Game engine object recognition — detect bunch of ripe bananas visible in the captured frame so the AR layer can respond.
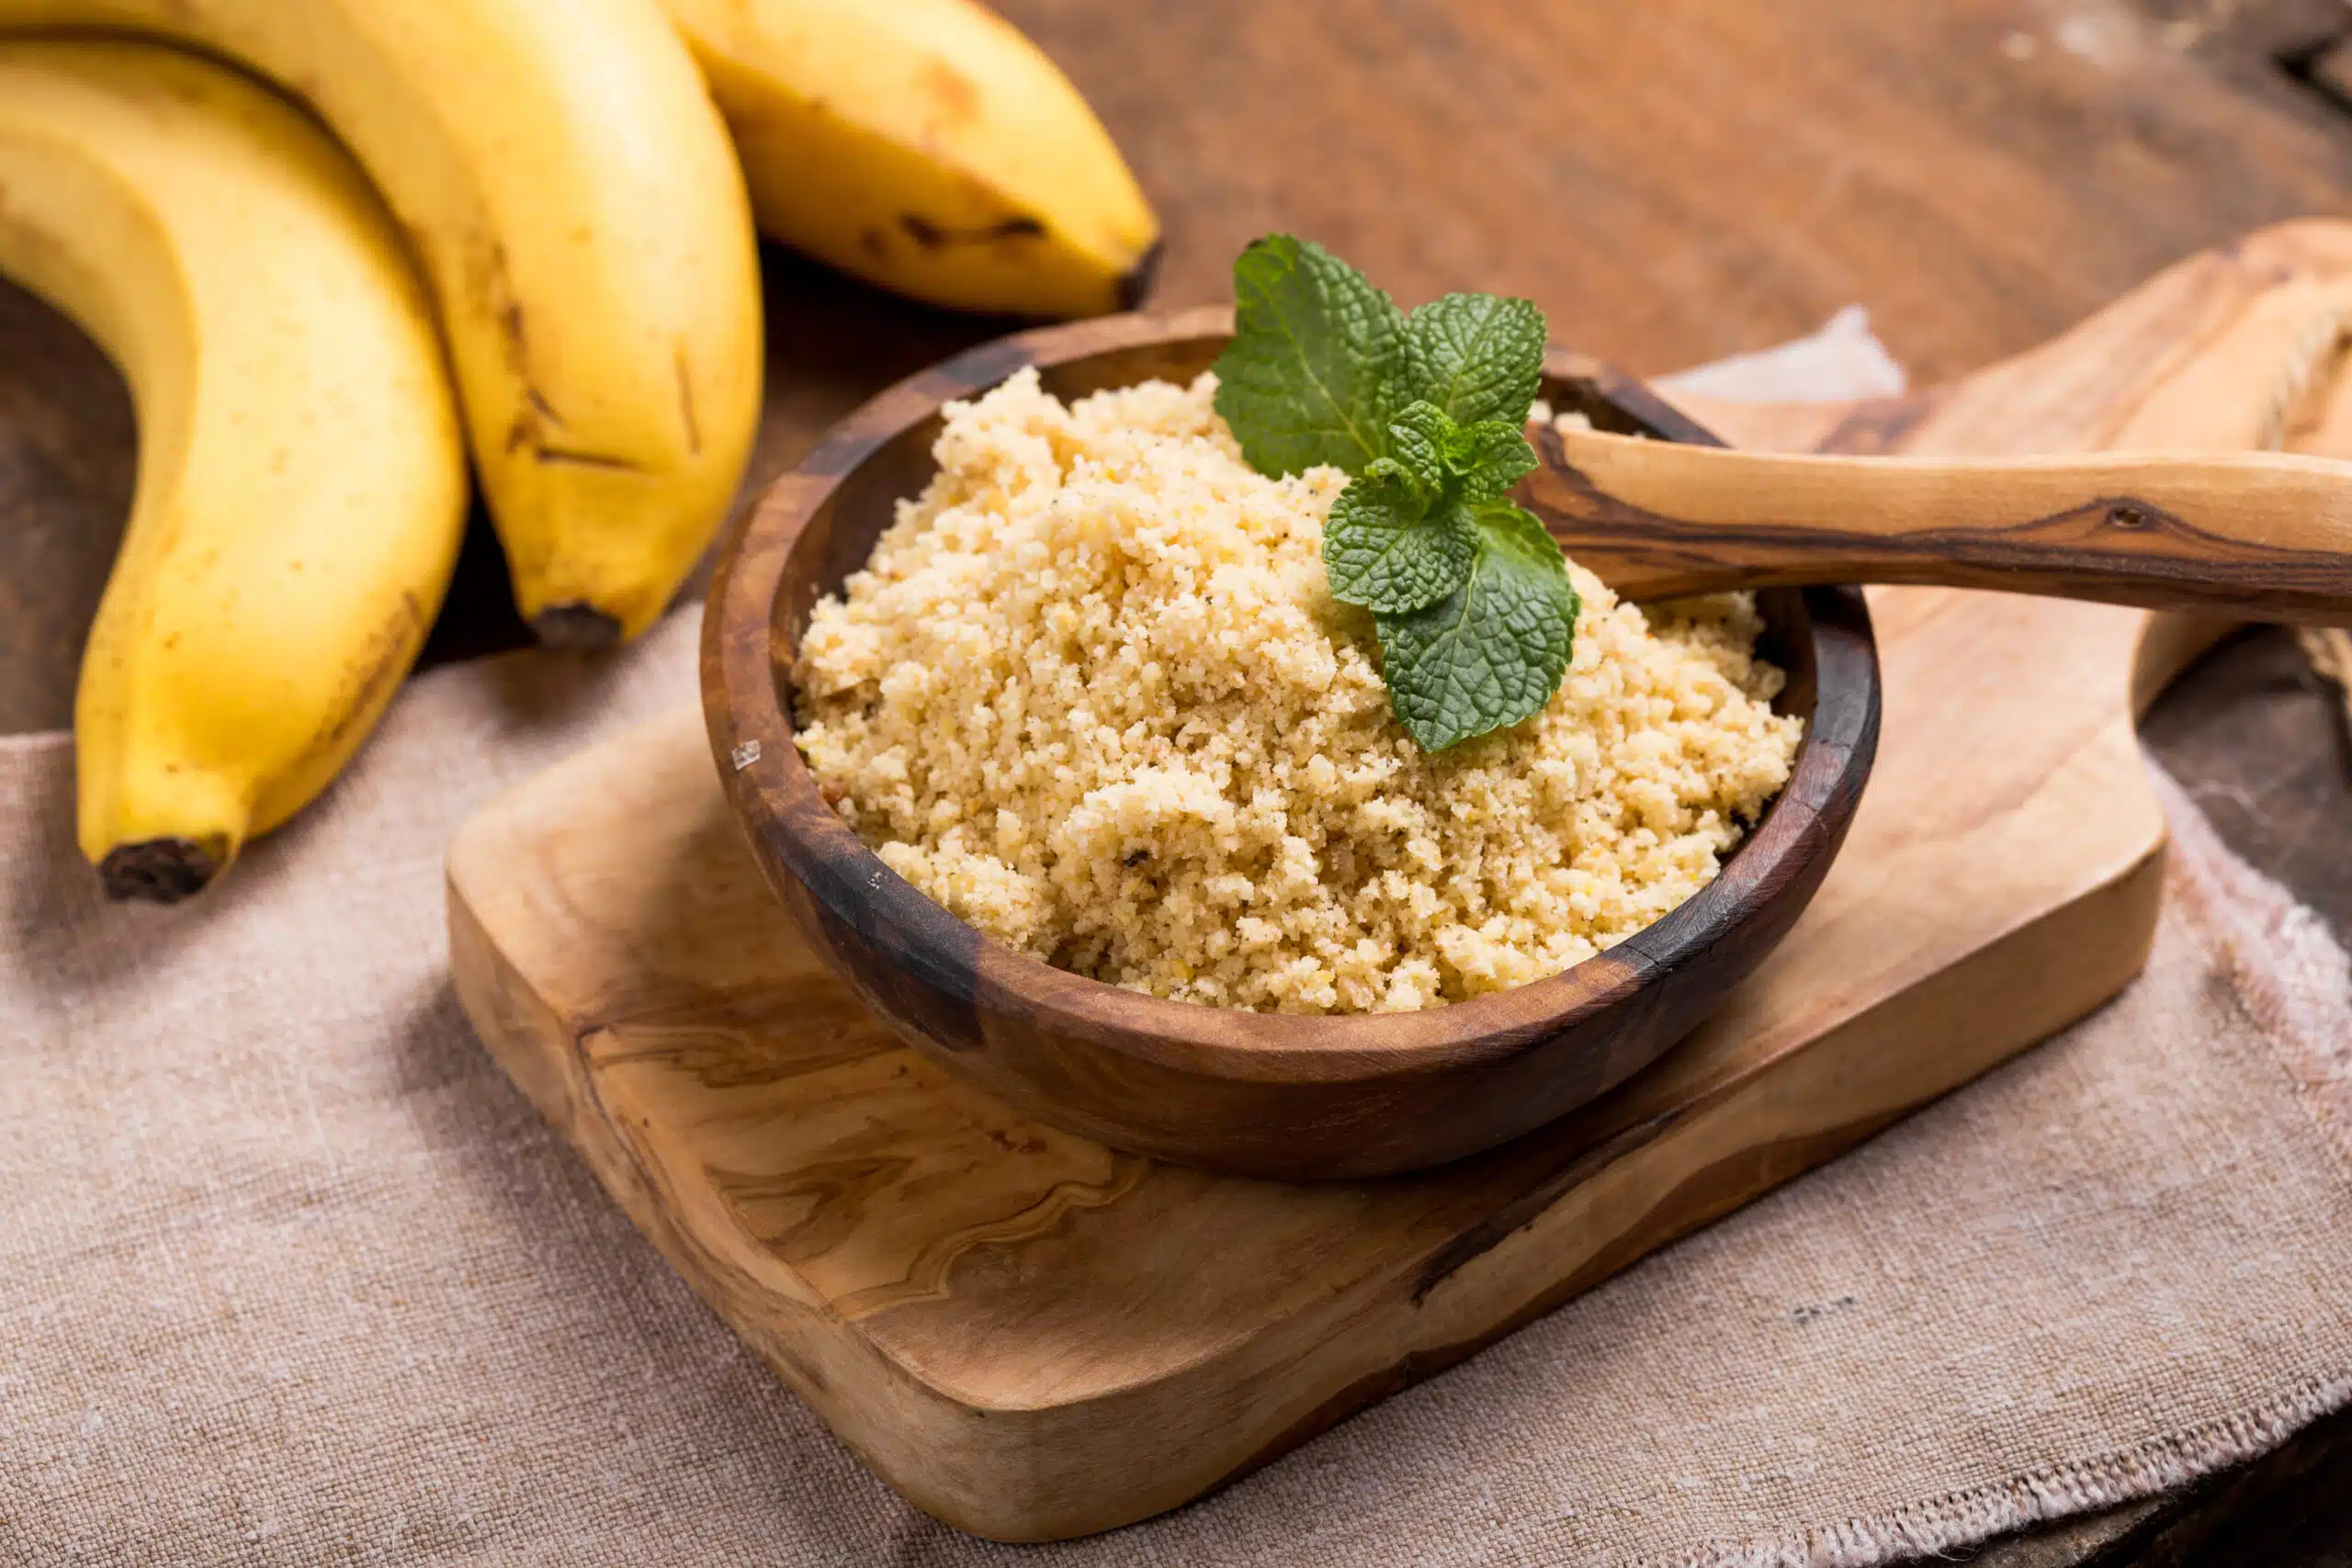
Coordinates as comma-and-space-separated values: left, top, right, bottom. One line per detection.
0, 0, 1159, 901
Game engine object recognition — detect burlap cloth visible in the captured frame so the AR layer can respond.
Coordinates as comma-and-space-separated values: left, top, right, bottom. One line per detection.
8, 324, 2352, 1567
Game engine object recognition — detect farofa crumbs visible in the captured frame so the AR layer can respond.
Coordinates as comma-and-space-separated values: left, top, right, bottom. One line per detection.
791, 367, 1804, 1014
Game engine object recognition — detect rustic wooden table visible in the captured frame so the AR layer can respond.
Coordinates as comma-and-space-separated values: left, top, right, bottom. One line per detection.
4, 0, 2348, 1559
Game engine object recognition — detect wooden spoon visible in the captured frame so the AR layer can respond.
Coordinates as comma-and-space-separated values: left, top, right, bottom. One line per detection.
1525, 423, 2352, 621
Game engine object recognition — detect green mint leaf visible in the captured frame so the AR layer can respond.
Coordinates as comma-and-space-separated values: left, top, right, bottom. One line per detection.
1323, 462, 1477, 614
1213, 234, 1406, 477
1401, 292, 1546, 429
1374, 500, 1578, 750
1445, 420, 1539, 503
1385, 400, 1452, 490
1390, 402, 1533, 502
1208, 235, 1571, 752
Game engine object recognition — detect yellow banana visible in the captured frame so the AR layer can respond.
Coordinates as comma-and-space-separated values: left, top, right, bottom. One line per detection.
662, 0, 1160, 318
0, 0, 765, 646
0, 39, 467, 900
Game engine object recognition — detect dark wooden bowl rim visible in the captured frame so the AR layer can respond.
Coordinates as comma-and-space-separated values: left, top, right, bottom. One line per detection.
705, 306, 1879, 1085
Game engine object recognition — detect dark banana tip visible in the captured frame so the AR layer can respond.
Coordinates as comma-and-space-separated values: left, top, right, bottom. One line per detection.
1115, 237, 1165, 312
99, 837, 222, 904
531, 602, 623, 652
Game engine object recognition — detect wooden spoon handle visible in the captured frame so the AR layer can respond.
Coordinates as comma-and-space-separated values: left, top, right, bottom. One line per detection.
1524, 425, 2352, 621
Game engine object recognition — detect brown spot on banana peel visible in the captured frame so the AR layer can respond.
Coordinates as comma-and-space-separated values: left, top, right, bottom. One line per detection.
673, 344, 700, 457
496, 299, 526, 373
505, 385, 575, 458
503, 393, 640, 469
531, 446, 645, 472
899, 212, 1047, 250
314, 589, 428, 752
888, 213, 1159, 313
459, 232, 537, 397
917, 59, 981, 123
464, 234, 575, 471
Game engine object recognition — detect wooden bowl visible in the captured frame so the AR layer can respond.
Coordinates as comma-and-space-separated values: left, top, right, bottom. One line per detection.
702, 306, 1881, 1180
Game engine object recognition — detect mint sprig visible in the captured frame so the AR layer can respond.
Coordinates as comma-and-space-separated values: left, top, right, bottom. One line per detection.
1400, 291, 1546, 429
1214, 233, 1405, 477
1213, 235, 1577, 750
1321, 457, 1477, 615
1321, 400, 1538, 615
1380, 502, 1579, 750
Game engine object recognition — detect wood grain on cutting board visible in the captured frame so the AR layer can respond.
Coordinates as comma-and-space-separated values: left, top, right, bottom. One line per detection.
448, 224, 2352, 1540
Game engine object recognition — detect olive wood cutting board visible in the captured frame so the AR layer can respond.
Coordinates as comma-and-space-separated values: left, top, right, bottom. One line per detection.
447, 221, 2352, 1543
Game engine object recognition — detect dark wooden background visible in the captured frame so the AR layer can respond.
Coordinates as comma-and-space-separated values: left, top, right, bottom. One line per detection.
4, 0, 2350, 1559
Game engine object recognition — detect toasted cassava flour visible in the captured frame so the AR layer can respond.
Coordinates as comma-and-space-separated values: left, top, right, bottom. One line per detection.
791, 369, 1804, 1014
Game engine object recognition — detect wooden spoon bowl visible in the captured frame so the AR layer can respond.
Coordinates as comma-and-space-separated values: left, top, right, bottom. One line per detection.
701, 307, 1881, 1179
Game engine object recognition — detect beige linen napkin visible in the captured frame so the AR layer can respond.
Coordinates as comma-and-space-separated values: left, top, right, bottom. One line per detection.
7, 325, 2352, 1566
7, 605, 2352, 1568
